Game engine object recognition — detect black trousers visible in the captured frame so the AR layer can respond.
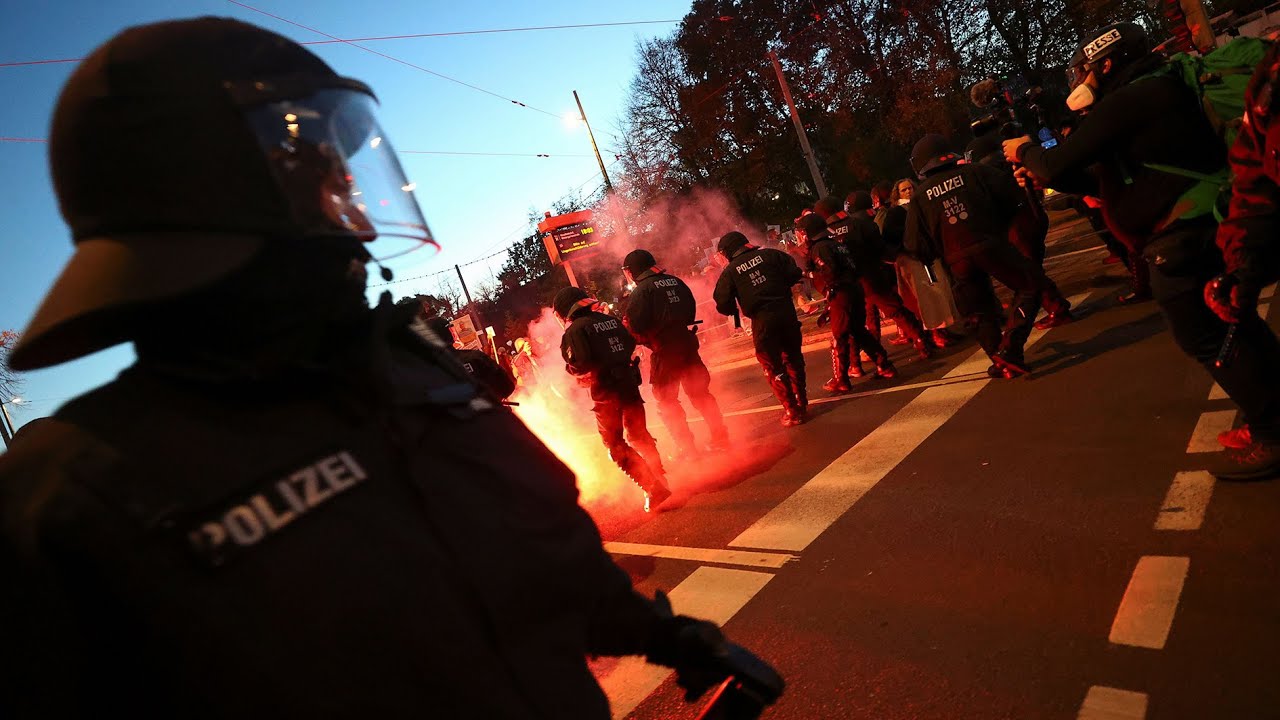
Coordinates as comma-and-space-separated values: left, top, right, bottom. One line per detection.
947, 242, 1043, 360
1148, 222, 1280, 444
752, 308, 807, 408
592, 390, 666, 491
1009, 208, 1072, 316
830, 285, 888, 376
651, 350, 728, 451
861, 273, 928, 344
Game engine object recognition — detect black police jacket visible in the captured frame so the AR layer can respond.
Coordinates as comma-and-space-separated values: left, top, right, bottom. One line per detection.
623, 269, 700, 359
0, 308, 658, 719
905, 160, 1023, 266
560, 308, 642, 401
456, 347, 517, 401
805, 234, 859, 295
713, 246, 803, 319
1017, 56, 1226, 246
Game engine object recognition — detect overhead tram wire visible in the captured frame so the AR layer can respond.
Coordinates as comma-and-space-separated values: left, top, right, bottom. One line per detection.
0, 19, 680, 68
224, 0, 559, 117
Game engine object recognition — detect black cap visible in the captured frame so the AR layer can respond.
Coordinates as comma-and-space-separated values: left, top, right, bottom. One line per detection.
910, 134, 959, 176
717, 231, 751, 256
846, 191, 873, 213
796, 213, 828, 237
813, 195, 843, 218
553, 286, 592, 320
622, 249, 658, 277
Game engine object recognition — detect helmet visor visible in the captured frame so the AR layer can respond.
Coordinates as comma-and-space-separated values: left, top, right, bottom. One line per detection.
1065, 61, 1092, 92
242, 88, 435, 259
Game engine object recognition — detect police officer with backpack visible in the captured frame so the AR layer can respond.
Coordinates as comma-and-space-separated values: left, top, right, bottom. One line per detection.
713, 231, 809, 426
906, 134, 1044, 377
1004, 23, 1280, 480
0, 19, 779, 717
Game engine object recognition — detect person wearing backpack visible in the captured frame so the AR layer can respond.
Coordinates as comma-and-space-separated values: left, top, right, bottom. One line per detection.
1204, 44, 1280, 478
1004, 23, 1280, 480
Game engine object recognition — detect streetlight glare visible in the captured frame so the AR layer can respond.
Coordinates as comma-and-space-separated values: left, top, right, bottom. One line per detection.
562, 111, 583, 130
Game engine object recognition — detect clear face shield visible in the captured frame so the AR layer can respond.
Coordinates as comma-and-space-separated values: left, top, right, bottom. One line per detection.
233, 77, 436, 262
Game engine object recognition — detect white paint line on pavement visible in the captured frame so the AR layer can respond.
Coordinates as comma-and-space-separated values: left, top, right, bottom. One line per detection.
1186, 409, 1237, 453
1260, 303, 1272, 320
1109, 556, 1190, 650
1261, 283, 1276, 300
1207, 383, 1227, 400
719, 372, 990, 419
598, 567, 775, 719
726, 294, 1091, 553
1154, 471, 1215, 531
1077, 686, 1149, 720
604, 542, 797, 569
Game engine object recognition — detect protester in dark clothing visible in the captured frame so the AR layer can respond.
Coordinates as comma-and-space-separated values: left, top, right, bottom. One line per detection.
713, 231, 809, 426
0, 19, 771, 717
1007, 22, 1280, 479
622, 249, 730, 456
422, 316, 516, 401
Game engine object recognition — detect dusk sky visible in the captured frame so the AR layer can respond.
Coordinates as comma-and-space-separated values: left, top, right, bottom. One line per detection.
0, 0, 689, 430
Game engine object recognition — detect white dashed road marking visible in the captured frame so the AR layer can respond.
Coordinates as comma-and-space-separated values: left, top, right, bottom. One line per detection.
604, 542, 796, 569
1154, 471, 1215, 531
1186, 410, 1237, 454
1109, 556, 1190, 650
1077, 686, 1149, 720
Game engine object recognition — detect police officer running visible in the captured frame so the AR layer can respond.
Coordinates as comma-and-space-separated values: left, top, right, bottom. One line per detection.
713, 231, 809, 426
0, 18, 772, 717
622, 249, 731, 456
796, 213, 897, 393
906, 134, 1044, 377
1004, 23, 1280, 479
556, 286, 673, 511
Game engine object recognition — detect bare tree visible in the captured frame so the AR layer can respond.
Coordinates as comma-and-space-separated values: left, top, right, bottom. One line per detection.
0, 330, 22, 402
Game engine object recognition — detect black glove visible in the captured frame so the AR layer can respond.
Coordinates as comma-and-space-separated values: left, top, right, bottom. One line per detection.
1204, 273, 1259, 324
645, 591, 731, 702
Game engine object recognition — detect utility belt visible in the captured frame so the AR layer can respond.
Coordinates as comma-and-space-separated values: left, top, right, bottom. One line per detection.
599, 357, 643, 389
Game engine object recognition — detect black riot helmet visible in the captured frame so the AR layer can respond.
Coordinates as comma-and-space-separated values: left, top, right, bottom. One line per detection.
10, 17, 434, 371
846, 191, 874, 214
813, 195, 844, 219
622, 249, 659, 283
553, 286, 594, 322
794, 213, 828, 243
910, 134, 960, 177
1066, 23, 1150, 91
717, 231, 753, 258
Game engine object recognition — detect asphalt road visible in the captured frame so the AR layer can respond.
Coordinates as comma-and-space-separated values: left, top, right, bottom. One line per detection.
588, 228, 1280, 720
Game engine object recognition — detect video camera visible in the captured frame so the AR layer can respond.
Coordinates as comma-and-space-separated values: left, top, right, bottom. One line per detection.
695, 642, 786, 720
969, 77, 1056, 145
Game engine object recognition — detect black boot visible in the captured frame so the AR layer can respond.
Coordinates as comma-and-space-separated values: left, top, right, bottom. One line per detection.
1211, 440, 1280, 481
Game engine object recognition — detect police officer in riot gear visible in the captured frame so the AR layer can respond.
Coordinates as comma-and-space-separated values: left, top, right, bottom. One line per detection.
796, 213, 897, 393
621, 249, 730, 456
906, 134, 1044, 377
820, 194, 936, 357
421, 316, 516, 401
0, 18, 772, 717
1005, 22, 1280, 478
713, 231, 809, 426
556, 286, 673, 510
965, 133, 1075, 329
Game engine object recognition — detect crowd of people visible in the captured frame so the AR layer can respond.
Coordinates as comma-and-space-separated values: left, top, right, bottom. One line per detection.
0, 15, 1277, 719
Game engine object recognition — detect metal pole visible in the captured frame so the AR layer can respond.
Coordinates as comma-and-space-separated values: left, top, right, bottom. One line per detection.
768, 51, 829, 198
454, 264, 474, 306
0, 402, 13, 449
574, 90, 614, 194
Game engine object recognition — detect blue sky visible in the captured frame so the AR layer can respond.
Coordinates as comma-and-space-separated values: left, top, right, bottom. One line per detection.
0, 0, 690, 430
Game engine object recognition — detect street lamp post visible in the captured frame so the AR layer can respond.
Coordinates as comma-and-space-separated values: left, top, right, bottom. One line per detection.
0, 396, 20, 449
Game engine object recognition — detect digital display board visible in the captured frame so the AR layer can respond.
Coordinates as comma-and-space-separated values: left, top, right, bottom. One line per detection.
538, 209, 601, 265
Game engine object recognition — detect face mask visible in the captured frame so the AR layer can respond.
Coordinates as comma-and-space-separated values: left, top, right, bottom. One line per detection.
1067, 82, 1096, 111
